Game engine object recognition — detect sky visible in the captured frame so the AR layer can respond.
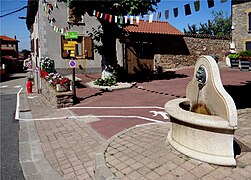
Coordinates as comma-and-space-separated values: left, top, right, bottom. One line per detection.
0, 0, 231, 52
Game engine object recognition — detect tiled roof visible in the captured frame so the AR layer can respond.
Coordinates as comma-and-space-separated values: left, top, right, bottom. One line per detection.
2, 56, 17, 61
125, 20, 182, 35
0, 35, 18, 42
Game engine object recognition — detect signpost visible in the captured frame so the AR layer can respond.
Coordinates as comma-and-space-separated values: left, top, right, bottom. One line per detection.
65, 32, 78, 104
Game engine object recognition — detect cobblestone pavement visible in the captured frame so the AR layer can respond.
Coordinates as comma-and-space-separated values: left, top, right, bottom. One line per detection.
104, 109, 251, 180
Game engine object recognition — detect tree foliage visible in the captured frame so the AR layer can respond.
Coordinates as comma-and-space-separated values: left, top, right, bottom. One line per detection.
184, 10, 231, 36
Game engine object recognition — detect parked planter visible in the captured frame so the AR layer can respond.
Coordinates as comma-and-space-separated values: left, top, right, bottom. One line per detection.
240, 58, 250, 72
56, 84, 70, 92
230, 58, 239, 68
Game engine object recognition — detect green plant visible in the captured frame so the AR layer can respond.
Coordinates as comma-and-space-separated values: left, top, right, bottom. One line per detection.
94, 76, 117, 87
228, 53, 239, 59
239, 50, 251, 57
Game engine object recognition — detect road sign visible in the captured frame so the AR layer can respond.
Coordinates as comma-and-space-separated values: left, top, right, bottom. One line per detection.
65, 32, 78, 39
69, 60, 76, 68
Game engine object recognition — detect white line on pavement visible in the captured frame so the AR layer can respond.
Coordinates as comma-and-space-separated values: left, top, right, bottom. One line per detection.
0, 85, 8, 88
15, 87, 23, 120
64, 106, 165, 110
14, 85, 22, 88
18, 114, 167, 123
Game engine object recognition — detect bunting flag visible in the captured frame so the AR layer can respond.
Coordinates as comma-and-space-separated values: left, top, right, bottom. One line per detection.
194, 0, 200, 12
184, 4, 191, 15
157, 12, 161, 20
165, 10, 169, 19
42, 0, 74, 34
143, 15, 147, 22
124, 16, 128, 24
114, 16, 118, 23
109, 15, 112, 22
104, 14, 108, 20
93, 10, 96, 16
100, 13, 103, 19
130, 15, 134, 24
173, 7, 178, 17
207, 0, 214, 8
136, 16, 140, 23
149, 13, 153, 23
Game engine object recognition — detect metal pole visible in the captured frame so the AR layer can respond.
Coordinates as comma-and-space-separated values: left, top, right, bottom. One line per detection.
72, 65, 76, 104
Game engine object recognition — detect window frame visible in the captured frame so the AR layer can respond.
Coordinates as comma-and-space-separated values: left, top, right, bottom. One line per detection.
61, 35, 93, 60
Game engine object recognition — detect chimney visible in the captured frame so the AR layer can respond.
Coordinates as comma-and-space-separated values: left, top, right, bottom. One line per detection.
14, 36, 17, 39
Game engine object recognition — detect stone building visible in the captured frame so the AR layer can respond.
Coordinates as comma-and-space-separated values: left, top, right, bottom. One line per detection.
232, 0, 251, 52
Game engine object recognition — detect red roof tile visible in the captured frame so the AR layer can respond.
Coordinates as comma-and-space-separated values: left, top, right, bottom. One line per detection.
2, 56, 17, 61
0, 35, 18, 42
125, 20, 183, 35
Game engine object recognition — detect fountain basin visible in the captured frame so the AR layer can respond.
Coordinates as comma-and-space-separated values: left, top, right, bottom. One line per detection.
165, 56, 237, 166
166, 98, 236, 166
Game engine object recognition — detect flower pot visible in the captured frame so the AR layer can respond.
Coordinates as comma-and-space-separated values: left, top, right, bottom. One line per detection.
230, 58, 239, 68
56, 84, 69, 92
240, 59, 250, 72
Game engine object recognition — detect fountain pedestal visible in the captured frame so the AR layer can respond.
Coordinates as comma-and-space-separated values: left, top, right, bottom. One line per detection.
165, 55, 237, 166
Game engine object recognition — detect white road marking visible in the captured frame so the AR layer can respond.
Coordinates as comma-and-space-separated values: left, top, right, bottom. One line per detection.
150, 111, 169, 119
18, 115, 166, 123
15, 87, 23, 120
14, 85, 22, 88
0, 85, 8, 88
27, 96, 38, 99
65, 106, 165, 110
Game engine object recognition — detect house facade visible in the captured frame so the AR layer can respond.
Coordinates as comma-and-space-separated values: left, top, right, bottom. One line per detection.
119, 21, 229, 75
26, 0, 102, 76
0, 35, 19, 74
232, 0, 251, 52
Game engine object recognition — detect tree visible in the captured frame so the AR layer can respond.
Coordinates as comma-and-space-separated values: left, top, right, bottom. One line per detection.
184, 10, 231, 36
61, 0, 160, 76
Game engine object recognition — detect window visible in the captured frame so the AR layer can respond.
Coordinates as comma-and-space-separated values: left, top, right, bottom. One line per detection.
61, 36, 93, 59
246, 41, 251, 50
135, 42, 154, 59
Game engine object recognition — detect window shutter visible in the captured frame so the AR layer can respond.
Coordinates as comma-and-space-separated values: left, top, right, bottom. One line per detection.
84, 37, 93, 59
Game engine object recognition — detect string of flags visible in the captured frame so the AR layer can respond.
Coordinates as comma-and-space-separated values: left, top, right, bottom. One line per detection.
42, 0, 228, 34
42, 0, 74, 34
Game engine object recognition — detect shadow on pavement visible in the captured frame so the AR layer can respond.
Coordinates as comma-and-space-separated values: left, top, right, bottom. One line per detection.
125, 70, 189, 83
0, 74, 27, 82
224, 81, 251, 109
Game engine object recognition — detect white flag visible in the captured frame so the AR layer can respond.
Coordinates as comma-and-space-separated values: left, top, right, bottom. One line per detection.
124, 16, 128, 24
130, 15, 134, 24
136, 16, 140, 23
149, 13, 153, 23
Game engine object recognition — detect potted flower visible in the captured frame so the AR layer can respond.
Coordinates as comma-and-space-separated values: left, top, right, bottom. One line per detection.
239, 50, 251, 71
228, 53, 239, 68
56, 77, 71, 92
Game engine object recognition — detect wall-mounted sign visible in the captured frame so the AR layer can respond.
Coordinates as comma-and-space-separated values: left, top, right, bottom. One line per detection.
65, 32, 78, 39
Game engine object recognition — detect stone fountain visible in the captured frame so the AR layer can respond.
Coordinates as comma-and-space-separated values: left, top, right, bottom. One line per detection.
165, 55, 238, 166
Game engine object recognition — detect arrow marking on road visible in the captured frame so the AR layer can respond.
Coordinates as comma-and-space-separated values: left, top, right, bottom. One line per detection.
150, 111, 169, 119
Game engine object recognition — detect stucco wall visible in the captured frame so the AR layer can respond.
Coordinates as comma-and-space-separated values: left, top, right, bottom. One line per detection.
232, 1, 251, 52
37, 0, 102, 75
158, 36, 229, 70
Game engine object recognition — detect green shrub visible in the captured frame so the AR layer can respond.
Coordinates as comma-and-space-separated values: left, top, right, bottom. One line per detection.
239, 50, 251, 57
94, 76, 117, 87
228, 53, 239, 59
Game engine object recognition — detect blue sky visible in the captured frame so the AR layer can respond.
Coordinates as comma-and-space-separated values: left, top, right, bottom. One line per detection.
0, 0, 231, 51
